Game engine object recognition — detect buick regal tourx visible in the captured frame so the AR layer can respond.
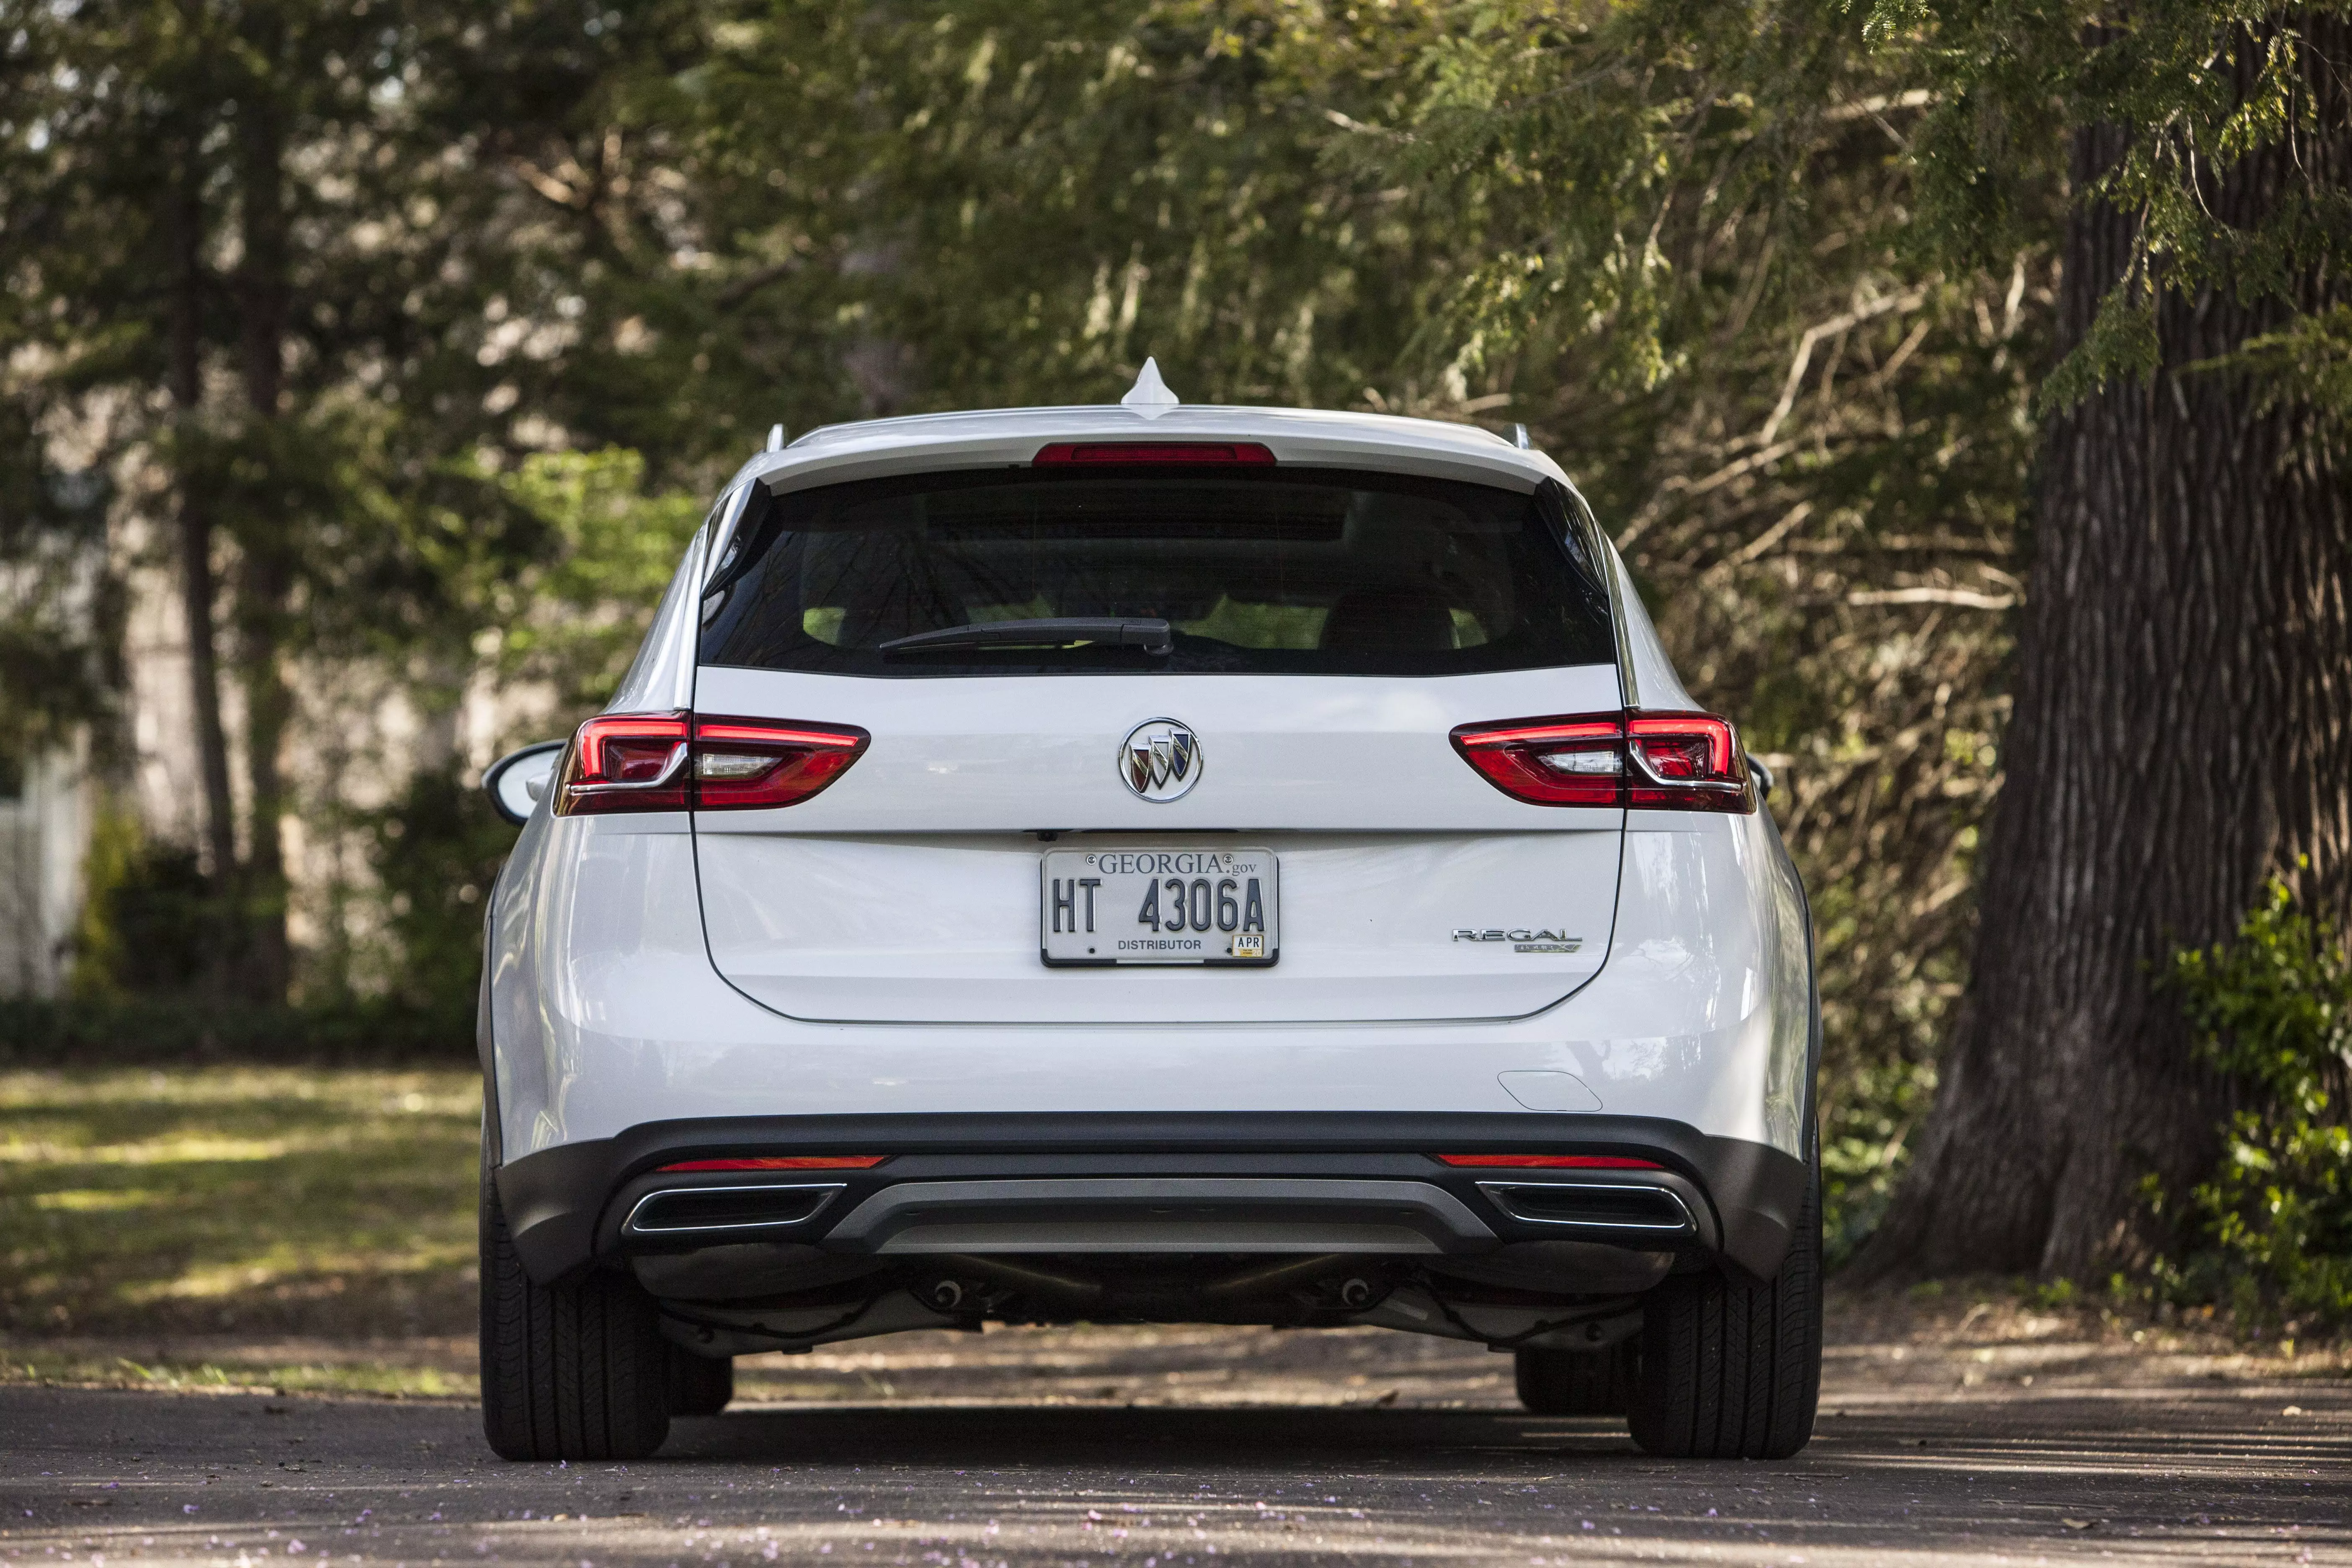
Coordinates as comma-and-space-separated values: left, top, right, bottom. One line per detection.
475, 366, 1821, 1462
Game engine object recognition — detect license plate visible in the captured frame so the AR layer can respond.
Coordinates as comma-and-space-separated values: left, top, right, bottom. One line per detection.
1041, 848, 1279, 966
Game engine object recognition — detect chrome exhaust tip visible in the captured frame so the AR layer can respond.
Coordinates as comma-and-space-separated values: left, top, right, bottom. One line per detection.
622, 1182, 845, 1237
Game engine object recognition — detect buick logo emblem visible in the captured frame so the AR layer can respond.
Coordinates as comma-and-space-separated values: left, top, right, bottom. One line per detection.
1119, 719, 1202, 803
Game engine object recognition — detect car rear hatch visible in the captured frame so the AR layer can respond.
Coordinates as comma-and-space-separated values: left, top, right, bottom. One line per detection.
685, 445, 1628, 1025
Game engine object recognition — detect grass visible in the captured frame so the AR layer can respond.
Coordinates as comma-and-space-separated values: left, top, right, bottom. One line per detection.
0, 1066, 480, 1340
0, 1343, 477, 1398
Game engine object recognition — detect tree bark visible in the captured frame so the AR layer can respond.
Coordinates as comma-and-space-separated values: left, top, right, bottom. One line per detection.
167, 140, 240, 900
1857, 18, 2352, 1281
229, 14, 295, 1004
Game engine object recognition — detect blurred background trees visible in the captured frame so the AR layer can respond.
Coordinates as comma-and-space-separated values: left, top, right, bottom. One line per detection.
2, 0, 2344, 1287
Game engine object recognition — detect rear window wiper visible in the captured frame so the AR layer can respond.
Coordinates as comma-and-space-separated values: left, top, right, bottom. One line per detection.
878, 617, 1174, 658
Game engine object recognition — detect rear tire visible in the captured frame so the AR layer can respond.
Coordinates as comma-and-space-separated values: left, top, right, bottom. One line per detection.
666, 1346, 735, 1416
1626, 1160, 1822, 1460
479, 1161, 672, 1461
1515, 1338, 1637, 1415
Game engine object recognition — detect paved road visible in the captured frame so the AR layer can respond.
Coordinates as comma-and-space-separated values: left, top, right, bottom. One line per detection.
5, 1336, 2348, 1567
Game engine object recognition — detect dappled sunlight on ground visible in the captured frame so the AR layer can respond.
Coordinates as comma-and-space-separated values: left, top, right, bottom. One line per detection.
0, 1068, 479, 1338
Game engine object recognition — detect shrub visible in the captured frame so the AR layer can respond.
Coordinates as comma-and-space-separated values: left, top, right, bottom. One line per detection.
346, 766, 517, 1034
2151, 877, 2352, 1327
72, 802, 225, 998
0, 994, 469, 1066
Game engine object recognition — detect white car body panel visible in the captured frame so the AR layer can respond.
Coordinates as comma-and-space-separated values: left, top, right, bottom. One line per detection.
700, 828, 1619, 1025
488, 810, 1806, 1158
484, 401, 1812, 1183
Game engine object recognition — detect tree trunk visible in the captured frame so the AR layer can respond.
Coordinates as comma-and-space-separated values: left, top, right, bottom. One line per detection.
168, 144, 240, 902
230, 23, 296, 1005
1857, 19, 2352, 1281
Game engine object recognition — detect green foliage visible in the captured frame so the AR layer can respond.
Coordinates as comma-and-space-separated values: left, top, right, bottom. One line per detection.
1346, 0, 1883, 392
481, 449, 709, 709
72, 789, 358, 1007
68, 805, 215, 1001
1822, 1052, 1942, 1267
342, 771, 517, 1036
55, 787, 487, 1054
662, 1, 1463, 414
1865, 0, 2352, 407
0, 997, 467, 1065
2204, 302, 2352, 433
2027, 1276, 2080, 1310
2152, 878, 2352, 1326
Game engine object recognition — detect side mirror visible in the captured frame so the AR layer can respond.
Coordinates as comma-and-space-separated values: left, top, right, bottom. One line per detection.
1747, 754, 1777, 802
483, 740, 567, 828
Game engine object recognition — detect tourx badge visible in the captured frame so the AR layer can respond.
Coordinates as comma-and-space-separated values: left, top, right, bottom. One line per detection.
1120, 718, 1202, 802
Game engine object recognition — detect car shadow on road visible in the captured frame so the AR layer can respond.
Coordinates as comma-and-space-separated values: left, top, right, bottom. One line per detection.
661, 1394, 2352, 1476
665, 1403, 1635, 1465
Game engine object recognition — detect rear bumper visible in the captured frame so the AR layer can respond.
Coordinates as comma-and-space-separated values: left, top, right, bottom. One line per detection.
495, 1110, 1807, 1287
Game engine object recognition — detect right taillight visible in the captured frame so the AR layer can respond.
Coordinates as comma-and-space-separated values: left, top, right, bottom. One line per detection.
553, 712, 869, 816
1451, 710, 1755, 813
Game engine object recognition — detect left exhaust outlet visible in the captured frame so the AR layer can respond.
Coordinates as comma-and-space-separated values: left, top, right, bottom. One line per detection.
622, 1182, 846, 1236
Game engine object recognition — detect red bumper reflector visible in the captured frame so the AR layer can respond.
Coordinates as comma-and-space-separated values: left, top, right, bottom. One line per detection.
1435, 1154, 1665, 1169
655, 1156, 889, 1172
1032, 441, 1275, 466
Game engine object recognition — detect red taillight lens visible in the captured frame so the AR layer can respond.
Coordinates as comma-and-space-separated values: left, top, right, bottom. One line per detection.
1450, 710, 1754, 813
655, 1155, 888, 1172
554, 714, 692, 815
691, 716, 869, 811
1449, 715, 1624, 805
1032, 441, 1275, 465
1626, 713, 1745, 808
1435, 1154, 1665, 1169
553, 712, 869, 816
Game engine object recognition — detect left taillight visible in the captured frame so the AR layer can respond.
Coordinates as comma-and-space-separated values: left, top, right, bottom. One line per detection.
691, 715, 869, 810
1450, 709, 1755, 813
552, 712, 869, 816
553, 714, 692, 815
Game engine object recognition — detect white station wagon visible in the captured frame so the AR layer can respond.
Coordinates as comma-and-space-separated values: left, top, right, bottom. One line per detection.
476, 364, 1820, 1461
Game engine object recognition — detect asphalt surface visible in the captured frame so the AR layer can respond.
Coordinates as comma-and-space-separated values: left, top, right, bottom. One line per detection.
5, 1339, 2349, 1567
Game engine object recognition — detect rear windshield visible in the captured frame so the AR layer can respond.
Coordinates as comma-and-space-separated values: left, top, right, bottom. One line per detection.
696, 466, 1616, 678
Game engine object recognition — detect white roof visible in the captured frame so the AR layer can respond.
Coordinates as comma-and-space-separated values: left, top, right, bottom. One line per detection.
722, 403, 1569, 497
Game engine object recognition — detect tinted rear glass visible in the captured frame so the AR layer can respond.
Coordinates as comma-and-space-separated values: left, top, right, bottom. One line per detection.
697, 467, 1616, 677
